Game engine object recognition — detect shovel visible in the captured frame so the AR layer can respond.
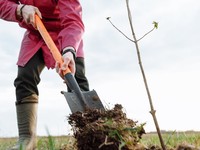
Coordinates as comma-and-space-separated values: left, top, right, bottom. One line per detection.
35, 15, 105, 113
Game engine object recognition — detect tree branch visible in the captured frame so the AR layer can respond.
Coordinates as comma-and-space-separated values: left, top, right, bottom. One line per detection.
106, 17, 135, 43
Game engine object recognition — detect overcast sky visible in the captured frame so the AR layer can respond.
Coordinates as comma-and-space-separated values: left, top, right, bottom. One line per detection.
0, 0, 200, 137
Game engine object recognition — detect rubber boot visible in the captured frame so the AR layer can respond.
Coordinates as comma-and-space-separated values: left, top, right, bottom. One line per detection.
9, 103, 38, 150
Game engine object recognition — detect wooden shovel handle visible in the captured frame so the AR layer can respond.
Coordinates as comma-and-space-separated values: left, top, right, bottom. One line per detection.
35, 14, 71, 75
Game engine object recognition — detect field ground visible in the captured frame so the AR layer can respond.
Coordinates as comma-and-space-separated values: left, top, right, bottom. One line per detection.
0, 136, 75, 150
141, 131, 200, 149
0, 131, 200, 150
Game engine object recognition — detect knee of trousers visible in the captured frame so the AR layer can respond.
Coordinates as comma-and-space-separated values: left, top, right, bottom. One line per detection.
15, 94, 38, 105
14, 67, 41, 102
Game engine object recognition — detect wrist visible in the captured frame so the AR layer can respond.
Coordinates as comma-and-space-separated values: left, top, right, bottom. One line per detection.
16, 4, 26, 20
62, 48, 76, 60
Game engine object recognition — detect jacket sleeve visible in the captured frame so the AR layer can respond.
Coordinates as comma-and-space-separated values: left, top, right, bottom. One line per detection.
0, 0, 19, 22
57, 0, 84, 52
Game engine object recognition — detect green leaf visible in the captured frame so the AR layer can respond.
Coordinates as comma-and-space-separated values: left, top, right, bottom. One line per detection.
153, 21, 158, 29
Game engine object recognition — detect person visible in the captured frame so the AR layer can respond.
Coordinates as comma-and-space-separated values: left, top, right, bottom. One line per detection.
0, 0, 89, 149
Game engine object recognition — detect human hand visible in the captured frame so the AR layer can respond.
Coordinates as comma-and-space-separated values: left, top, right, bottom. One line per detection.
55, 52, 76, 80
17, 4, 42, 28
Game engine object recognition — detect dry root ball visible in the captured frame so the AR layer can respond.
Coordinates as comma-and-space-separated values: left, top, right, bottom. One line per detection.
68, 104, 146, 150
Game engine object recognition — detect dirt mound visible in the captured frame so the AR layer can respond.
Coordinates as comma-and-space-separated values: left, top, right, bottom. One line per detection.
68, 104, 146, 150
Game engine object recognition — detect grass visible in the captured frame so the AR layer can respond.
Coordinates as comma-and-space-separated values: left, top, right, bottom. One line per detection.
0, 137, 16, 150
141, 131, 200, 149
0, 136, 76, 150
0, 131, 200, 150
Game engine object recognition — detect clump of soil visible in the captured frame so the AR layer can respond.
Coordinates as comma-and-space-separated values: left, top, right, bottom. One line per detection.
68, 104, 146, 150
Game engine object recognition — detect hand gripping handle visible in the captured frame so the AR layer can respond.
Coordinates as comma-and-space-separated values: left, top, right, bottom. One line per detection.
35, 14, 71, 75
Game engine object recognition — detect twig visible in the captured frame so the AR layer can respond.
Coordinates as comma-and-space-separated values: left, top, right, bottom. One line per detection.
137, 27, 155, 42
106, 17, 135, 43
98, 135, 114, 149
107, 17, 157, 43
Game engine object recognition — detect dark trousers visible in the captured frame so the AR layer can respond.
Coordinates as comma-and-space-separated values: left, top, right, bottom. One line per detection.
14, 50, 89, 104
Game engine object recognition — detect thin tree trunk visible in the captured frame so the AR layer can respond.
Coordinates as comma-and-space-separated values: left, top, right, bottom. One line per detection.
125, 0, 166, 149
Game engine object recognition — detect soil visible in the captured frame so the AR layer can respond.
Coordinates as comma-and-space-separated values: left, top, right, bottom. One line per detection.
68, 104, 146, 150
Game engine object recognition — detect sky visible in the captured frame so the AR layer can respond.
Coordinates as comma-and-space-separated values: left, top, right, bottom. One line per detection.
0, 0, 200, 137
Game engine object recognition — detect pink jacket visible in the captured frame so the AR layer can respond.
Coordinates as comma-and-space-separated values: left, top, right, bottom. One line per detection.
0, 0, 84, 69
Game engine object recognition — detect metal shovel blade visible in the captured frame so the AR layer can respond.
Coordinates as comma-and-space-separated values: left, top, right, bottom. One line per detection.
61, 89, 105, 113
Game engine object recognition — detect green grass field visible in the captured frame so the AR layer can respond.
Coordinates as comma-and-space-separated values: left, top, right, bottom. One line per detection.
141, 131, 200, 149
0, 131, 200, 150
0, 136, 75, 150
